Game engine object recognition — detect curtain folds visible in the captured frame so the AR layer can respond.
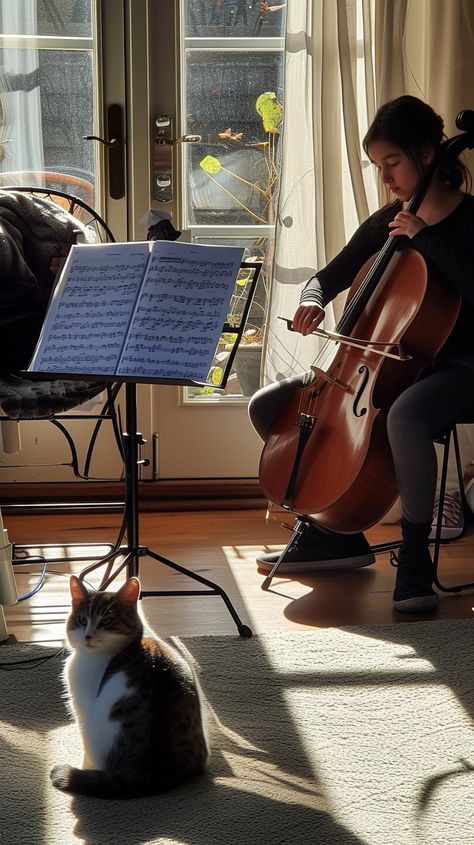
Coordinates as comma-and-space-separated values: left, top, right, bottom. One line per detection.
264, 0, 378, 383
265, 0, 474, 385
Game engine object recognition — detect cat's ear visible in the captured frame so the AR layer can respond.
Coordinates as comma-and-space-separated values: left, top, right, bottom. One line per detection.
70, 575, 89, 606
116, 577, 140, 608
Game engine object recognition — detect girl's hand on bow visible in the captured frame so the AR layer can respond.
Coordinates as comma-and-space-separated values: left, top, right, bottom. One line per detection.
388, 210, 427, 239
291, 303, 325, 336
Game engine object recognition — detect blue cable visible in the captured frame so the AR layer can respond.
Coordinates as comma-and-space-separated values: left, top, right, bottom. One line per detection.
16, 561, 47, 602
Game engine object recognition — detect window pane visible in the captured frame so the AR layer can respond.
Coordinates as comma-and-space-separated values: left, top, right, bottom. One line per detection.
186, 50, 283, 226
0, 0, 92, 37
37, 50, 93, 174
0, 46, 94, 201
184, 1, 286, 38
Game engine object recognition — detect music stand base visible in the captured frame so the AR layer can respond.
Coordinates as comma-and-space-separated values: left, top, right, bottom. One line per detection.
72, 384, 252, 638
79, 544, 252, 638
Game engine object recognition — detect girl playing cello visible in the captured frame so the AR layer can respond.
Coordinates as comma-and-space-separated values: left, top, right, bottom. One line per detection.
249, 95, 474, 612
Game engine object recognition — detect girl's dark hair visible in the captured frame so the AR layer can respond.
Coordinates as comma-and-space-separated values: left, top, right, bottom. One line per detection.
363, 95, 471, 192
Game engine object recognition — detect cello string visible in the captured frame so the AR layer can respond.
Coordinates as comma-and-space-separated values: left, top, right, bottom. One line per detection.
301, 243, 392, 418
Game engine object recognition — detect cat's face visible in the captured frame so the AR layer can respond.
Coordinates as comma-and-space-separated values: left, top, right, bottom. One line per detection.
67, 576, 141, 655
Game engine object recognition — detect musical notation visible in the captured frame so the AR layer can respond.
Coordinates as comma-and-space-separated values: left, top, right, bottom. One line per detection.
29, 240, 244, 382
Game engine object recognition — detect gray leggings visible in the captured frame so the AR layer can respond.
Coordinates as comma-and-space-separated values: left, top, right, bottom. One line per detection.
248, 363, 474, 525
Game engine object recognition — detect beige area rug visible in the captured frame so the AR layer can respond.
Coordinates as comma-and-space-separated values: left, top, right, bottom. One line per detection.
0, 621, 473, 845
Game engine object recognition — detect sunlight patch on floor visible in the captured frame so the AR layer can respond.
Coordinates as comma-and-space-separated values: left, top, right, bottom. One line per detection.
217, 749, 327, 811
256, 628, 472, 845
14, 544, 114, 562
221, 543, 313, 600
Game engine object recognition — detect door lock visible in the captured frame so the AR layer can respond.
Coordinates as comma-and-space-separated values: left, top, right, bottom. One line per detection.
153, 114, 201, 203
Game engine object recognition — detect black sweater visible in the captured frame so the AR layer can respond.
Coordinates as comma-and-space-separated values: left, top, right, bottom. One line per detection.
300, 194, 474, 370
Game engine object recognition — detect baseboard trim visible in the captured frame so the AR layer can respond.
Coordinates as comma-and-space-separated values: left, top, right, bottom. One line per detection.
0, 478, 267, 513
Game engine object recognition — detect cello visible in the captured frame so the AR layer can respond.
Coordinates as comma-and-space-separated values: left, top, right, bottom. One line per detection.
258, 110, 474, 534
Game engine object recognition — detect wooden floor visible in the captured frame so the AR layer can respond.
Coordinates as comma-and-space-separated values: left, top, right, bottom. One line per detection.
3, 508, 474, 644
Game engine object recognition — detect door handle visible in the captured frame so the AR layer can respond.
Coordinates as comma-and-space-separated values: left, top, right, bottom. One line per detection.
153, 114, 201, 203
83, 135, 119, 147
84, 103, 125, 200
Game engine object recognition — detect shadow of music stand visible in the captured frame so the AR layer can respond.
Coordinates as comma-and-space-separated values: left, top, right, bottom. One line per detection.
28, 259, 261, 639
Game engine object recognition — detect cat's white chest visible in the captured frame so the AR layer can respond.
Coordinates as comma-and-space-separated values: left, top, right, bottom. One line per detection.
66, 651, 130, 771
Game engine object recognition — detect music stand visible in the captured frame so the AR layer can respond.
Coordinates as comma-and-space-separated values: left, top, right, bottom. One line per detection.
79, 380, 252, 637
28, 257, 261, 638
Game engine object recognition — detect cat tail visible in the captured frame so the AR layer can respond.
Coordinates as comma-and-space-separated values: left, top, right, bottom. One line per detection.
50, 763, 184, 799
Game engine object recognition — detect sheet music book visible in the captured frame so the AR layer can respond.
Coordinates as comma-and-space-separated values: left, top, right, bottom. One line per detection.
28, 240, 244, 383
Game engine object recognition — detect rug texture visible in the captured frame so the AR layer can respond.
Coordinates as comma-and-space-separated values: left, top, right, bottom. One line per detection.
0, 621, 473, 845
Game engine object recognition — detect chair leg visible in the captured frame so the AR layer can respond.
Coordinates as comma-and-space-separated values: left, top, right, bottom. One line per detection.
372, 424, 474, 595
432, 425, 474, 593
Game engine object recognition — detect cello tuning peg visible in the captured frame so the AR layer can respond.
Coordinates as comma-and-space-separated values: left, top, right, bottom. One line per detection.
455, 110, 474, 133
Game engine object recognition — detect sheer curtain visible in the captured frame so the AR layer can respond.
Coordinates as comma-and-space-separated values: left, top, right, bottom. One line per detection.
0, 0, 44, 173
265, 0, 474, 385
375, 0, 474, 164
264, 0, 378, 383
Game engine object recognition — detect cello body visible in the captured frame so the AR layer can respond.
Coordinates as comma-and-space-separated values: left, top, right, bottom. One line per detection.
258, 247, 460, 532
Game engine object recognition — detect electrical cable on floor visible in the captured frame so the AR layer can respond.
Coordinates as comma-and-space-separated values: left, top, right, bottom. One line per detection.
16, 561, 47, 602
0, 648, 66, 670
1, 564, 98, 669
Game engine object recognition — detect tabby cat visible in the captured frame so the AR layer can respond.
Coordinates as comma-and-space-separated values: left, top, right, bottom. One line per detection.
50, 575, 209, 799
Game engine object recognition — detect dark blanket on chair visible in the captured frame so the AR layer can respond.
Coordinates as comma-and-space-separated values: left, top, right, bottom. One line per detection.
0, 374, 106, 419
0, 189, 83, 373
0, 191, 106, 416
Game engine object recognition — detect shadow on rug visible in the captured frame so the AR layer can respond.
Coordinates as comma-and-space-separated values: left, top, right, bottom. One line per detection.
0, 620, 473, 845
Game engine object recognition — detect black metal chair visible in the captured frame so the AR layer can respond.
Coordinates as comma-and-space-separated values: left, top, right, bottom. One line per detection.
0, 185, 125, 563
371, 419, 474, 595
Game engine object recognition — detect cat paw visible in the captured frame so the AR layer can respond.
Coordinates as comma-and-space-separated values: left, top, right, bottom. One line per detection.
50, 764, 73, 791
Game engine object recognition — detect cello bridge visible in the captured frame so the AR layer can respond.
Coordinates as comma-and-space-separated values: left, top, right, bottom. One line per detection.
310, 366, 351, 392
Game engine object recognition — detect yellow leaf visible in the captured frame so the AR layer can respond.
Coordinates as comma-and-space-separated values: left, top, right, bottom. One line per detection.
199, 155, 222, 174
256, 92, 282, 133
210, 366, 223, 385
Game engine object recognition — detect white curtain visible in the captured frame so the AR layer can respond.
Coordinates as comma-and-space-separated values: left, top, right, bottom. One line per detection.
264, 0, 379, 383
263, 0, 474, 513
375, 0, 474, 169
0, 0, 44, 173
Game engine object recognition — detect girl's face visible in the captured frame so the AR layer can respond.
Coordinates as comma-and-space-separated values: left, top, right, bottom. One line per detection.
367, 139, 433, 202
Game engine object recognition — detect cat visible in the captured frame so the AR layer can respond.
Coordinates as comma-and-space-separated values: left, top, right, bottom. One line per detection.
50, 575, 209, 799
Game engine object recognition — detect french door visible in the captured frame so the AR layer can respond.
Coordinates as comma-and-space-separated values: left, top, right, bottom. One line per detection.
130, 0, 286, 478
0, 0, 286, 482
0, 0, 128, 482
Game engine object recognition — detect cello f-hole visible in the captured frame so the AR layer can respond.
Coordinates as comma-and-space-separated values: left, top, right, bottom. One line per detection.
353, 366, 370, 417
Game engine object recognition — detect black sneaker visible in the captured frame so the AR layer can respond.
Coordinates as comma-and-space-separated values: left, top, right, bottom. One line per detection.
256, 523, 375, 573
392, 547, 438, 612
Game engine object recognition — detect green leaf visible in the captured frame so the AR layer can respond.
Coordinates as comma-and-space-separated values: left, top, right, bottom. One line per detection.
256, 92, 282, 133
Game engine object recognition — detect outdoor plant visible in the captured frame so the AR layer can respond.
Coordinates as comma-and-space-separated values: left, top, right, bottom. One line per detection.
197, 91, 283, 394
198, 91, 283, 225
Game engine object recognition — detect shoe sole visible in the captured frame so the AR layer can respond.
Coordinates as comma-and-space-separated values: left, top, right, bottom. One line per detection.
428, 527, 464, 541
256, 553, 375, 574
393, 594, 439, 612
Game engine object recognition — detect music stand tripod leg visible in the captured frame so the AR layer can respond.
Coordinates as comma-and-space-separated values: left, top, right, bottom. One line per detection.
79, 383, 253, 638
